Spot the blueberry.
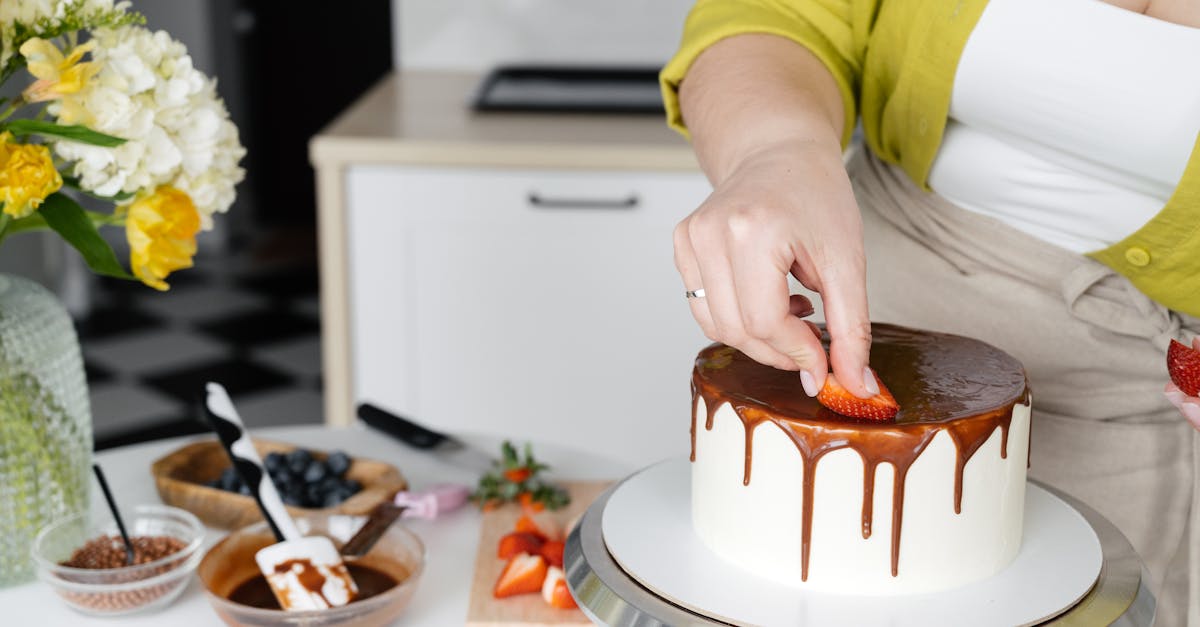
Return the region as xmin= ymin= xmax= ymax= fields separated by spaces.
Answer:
xmin=303 ymin=460 xmax=328 ymax=484
xmin=322 ymin=491 xmax=344 ymax=508
xmin=326 ymin=452 xmax=351 ymax=477
xmin=219 ymin=467 xmax=242 ymax=492
xmin=282 ymin=476 xmax=303 ymax=497
xmin=282 ymin=492 xmax=303 ymax=507
xmin=271 ymin=466 xmax=296 ymax=484
xmin=238 ymin=483 xmax=252 ymax=495
xmin=264 ymin=452 xmax=285 ymax=474
xmin=318 ymin=476 xmax=339 ymax=495
xmin=342 ymin=479 xmax=362 ymax=495
xmin=286 ymin=449 xmax=312 ymax=474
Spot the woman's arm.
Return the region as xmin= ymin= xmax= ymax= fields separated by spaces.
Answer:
xmin=673 ymin=33 xmax=876 ymax=398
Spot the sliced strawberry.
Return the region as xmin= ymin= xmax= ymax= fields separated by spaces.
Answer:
xmin=540 ymin=540 xmax=565 ymax=567
xmin=498 ymin=531 xmax=544 ymax=560
xmin=494 ymin=553 xmax=548 ymax=598
xmin=541 ymin=566 xmax=578 ymax=609
xmin=504 ymin=467 xmax=532 ymax=483
xmin=516 ymin=512 xmax=563 ymax=542
xmin=514 ymin=515 xmax=547 ymax=541
xmin=816 ymin=371 xmax=899 ymax=421
xmin=1168 ymin=339 xmax=1200 ymax=397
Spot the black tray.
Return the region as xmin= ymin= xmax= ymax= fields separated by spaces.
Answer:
xmin=472 ymin=66 xmax=664 ymax=115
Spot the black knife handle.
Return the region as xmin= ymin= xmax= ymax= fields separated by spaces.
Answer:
xmin=357 ymin=403 xmax=449 ymax=450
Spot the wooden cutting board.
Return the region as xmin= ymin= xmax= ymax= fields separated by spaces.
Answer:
xmin=466 ymin=481 xmax=612 ymax=627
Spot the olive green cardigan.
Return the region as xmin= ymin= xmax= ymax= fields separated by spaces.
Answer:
xmin=660 ymin=0 xmax=1200 ymax=317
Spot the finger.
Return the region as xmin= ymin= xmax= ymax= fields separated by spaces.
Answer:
xmin=729 ymin=245 xmax=828 ymax=390
xmin=674 ymin=220 xmax=717 ymax=340
xmin=817 ymin=253 xmax=874 ymax=398
xmin=740 ymin=337 xmax=808 ymax=371
xmin=690 ymin=224 xmax=801 ymax=371
xmin=1182 ymin=401 xmax=1200 ymax=431
xmin=682 ymin=218 xmax=799 ymax=370
xmin=1165 ymin=382 xmax=1186 ymax=410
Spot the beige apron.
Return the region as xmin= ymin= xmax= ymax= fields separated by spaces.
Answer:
xmin=849 ymin=149 xmax=1200 ymax=626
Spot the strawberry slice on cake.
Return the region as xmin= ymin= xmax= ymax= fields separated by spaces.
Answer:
xmin=816 ymin=370 xmax=900 ymax=421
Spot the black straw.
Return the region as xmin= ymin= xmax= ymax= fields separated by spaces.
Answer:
xmin=92 ymin=464 xmax=135 ymax=566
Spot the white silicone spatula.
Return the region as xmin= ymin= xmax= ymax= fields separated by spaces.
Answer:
xmin=204 ymin=382 xmax=359 ymax=610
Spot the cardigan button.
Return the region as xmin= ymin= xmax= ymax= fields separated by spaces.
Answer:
xmin=1124 ymin=247 xmax=1151 ymax=267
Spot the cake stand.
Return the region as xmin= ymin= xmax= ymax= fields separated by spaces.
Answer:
xmin=565 ymin=460 xmax=1157 ymax=627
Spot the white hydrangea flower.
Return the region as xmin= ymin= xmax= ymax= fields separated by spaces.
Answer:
xmin=0 ymin=0 xmax=124 ymax=68
xmin=50 ymin=24 xmax=245 ymax=228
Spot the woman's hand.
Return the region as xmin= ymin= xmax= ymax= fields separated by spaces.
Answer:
xmin=673 ymin=34 xmax=876 ymax=399
xmin=673 ymin=136 xmax=874 ymax=398
xmin=1165 ymin=337 xmax=1200 ymax=431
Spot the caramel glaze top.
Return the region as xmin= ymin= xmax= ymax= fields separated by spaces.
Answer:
xmin=690 ymin=323 xmax=1031 ymax=581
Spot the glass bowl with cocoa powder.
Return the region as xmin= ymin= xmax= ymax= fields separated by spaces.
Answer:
xmin=31 ymin=504 xmax=205 ymax=616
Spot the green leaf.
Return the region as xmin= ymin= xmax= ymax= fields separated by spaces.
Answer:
xmin=5 ymin=213 xmax=49 ymax=235
xmin=5 ymin=119 xmax=126 ymax=147
xmin=38 ymin=193 xmax=133 ymax=280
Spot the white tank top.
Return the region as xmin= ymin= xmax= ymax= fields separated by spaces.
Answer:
xmin=927 ymin=0 xmax=1200 ymax=254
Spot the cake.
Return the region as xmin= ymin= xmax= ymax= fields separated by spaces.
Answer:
xmin=690 ymin=323 xmax=1031 ymax=595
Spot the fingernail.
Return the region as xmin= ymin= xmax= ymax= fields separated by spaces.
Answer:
xmin=862 ymin=367 xmax=880 ymax=395
xmin=800 ymin=370 xmax=818 ymax=397
xmin=1183 ymin=403 xmax=1200 ymax=429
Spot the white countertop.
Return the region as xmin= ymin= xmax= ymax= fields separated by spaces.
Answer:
xmin=1 ymin=424 xmax=632 ymax=626
xmin=309 ymin=71 xmax=700 ymax=171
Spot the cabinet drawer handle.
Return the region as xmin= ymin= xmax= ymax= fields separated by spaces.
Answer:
xmin=527 ymin=192 xmax=639 ymax=210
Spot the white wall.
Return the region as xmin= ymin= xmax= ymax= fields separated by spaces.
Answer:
xmin=393 ymin=0 xmax=695 ymax=71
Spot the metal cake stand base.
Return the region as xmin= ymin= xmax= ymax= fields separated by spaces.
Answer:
xmin=564 ymin=476 xmax=1156 ymax=626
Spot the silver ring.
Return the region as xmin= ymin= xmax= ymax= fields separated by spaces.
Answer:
xmin=685 ymin=288 xmax=706 ymax=299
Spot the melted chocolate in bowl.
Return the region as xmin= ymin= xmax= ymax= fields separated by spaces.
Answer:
xmin=690 ymin=323 xmax=1031 ymax=580
xmin=227 ymin=563 xmax=399 ymax=610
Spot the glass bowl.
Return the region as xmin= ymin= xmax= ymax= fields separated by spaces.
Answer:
xmin=31 ymin=504 xmax=205 ymax=616
xmin=198 ymin=514 xmax=425 ymax=627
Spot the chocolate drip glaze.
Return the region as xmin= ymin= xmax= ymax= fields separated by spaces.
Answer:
xmin=690 ymin=324 xmax=1030 ymax=581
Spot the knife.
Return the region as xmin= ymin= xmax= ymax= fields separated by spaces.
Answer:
xmin=357 ymin=403 xmax=497 ymax=473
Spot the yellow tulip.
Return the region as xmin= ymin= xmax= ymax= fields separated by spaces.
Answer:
xmin=0 ymin=132 xmax=63 ymax=218
xmin=19 ymin=38 xmax=98 ymax=103
xmin=125 ymin=186 xmax=200 ymax=291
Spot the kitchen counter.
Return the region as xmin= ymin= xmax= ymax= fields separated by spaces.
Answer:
xmin=310 ymin=71 xmax=699 ymax=171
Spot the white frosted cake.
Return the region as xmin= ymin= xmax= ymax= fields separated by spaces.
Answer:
xmin=690 ymin=324 xmax=1031 ymax=595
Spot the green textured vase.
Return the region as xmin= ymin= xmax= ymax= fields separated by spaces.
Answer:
xmin=0 ymin=274 xmax=91 ymax=586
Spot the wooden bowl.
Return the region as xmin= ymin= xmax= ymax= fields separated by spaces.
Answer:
xmin=151 ymin=438 xmax=407 ymax=529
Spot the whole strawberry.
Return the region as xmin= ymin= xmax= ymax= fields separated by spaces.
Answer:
xmin=1168 ymin=339 xmax=1200 ymax=397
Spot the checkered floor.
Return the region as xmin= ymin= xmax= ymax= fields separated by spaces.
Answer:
xmin=78 ymin=253 xmax=325 ymax=450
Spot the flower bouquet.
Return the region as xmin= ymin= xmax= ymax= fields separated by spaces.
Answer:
xmin=0 ymin=0 xmax=244 ymax=584
xmin=0 ymin=0 xmax=244 ymax=288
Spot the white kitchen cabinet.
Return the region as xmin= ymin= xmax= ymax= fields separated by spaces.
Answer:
xmin=345 ymin=166 xmax=711 ymax=466
xmin=312 ymin=72 xmax=714 ymax=467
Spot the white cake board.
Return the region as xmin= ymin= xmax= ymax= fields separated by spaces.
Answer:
xmin=602 ymin=458 xmax=1103 ymax=627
